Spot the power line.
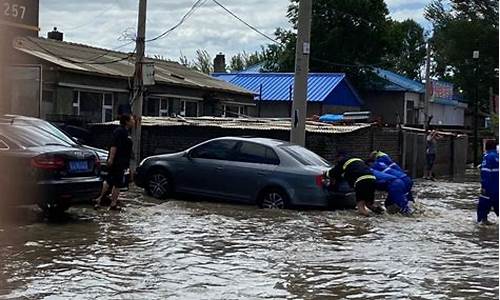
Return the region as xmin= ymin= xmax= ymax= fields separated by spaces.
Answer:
xmin=146 ymin=0 xmax=208 ymax=42
xmin=211 ymin=0 xmax=281 ymax=45
xmin=210 ymin=0 xmax=377 ymax=69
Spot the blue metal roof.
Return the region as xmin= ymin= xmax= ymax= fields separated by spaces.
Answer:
xmin=212 ymin=72 xmax=362 ymax=106
xmin=372 ymin=68 xmax=425 ymax=93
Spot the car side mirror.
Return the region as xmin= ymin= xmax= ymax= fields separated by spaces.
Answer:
xmin=185 ymin=151 xmax=193 ymax=160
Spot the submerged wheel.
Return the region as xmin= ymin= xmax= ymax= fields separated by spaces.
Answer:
xmin=146 ymin=171 xmax=172 ymax=199
xmin=38 ymin=202 xmax=69 ymax=218
xmin=258 ymin=188 xmax=290 ymax=209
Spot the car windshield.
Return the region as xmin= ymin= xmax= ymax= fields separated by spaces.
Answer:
xmin=0 ymin=125 xmax=74 ymax=148
xmin=281 ymin=145 xmax=331 ymax=167
xmin=15 ymin=119 xmax=78 ymax=146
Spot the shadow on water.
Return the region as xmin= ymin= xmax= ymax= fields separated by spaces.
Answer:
xmin=0 ymin=179 xmax=498 ymax=299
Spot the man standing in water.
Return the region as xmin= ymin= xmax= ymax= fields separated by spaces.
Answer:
xmin=327 ymin=152 xmax=384 ymax=216
xmin=477 ymin=140 xmax=499 ymax=225
xmin=94 ymin=114 xmax=135 ymax=210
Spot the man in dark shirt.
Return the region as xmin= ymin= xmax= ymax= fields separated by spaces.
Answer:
xmin=327 ymin=151 xmax=383 ymax=216
xmin=95 ymin=114 xmax=134 ymax=210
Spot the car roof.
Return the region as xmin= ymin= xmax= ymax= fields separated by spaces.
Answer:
xmin=0 ymin=114 xmax=41 ymax=124
xmin=212 ymin=136 xmax=290 ymax=147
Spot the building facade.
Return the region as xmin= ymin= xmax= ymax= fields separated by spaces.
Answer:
xmin=5 ymin=33 xmax=254 ymax=123
xmin=213 ymin=72 xmax=363 ymax=118
xmin=362 ymin=68 xmax=468 ymax=126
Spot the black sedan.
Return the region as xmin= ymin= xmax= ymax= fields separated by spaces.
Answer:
xmin=0 ymin=121 xmax=102 ymax=215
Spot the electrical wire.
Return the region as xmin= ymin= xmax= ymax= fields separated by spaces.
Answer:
xmin=146 ymin=0 xmax=208 ymax=43
xmin=210 ymin=0 xmax=377 ymax=69
xmin=211 ymin=0 xmax=281 ymax=45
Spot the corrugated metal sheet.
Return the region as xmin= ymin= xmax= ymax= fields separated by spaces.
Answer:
xmin=14 ymin=37 xmax=252 ymax=96
xmin=101 ymin=116 xmax=371 ymax=134
xmin=373 ymin=68 xmax=425 ymax=93
xmin=213 ymin=73 xmax=362 ymax=106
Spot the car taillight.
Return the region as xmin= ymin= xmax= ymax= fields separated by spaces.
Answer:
xmin=315 ymin=174 xmax=331 ymax=188
xmin=31 ymin=155 xmax=65 ymax=170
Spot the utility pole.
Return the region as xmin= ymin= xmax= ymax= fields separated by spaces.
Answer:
xmin=473 ymin=50 xmax=480 ymax=166
xmin=131 ymin=0 xmax=147 ymax=169
xmin=423 ymin=42 xmax=431 ymax=131
xmin=290 ymin=0 xmax=312 ymax=146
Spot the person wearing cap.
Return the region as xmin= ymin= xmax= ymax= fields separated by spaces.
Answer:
xmin=369 ymin=150 xmax=405 ymax=173
xmin=477 ymin=140 xmax=499 ymax=225
xmin=327 ymin=152 xmax=383 ymax=216
xmin=370 ymin=169 xmax=413 ymax=215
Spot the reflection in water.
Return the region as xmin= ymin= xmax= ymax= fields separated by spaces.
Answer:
xmin=0 ymin=179 xmax=498 ymax=299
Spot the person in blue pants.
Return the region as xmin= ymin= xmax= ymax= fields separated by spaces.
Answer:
xmin=477 ymin=140 xmax=499 ymax=225
xmin=371 ymin=169 xmax=413 ymax=215
xmin=369 ymin=159 xmax=414 ymax=202
xmin=369 ymin=151 xmax=414 ymax=201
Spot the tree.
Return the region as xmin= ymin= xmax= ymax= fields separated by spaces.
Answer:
xmin=193 ymin=49 xmax=213 ymax=74
xmin=383 ymin=19 xmax=426 ymax=80
xmin=425 ymin=0 xmax=499 ymax=111
xmin=261 ymin=0 xmax=393 ymax=87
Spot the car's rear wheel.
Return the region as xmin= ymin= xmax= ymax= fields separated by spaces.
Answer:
xmin=146 ymin=171 xmax=172 ymax=199
xmin=38 ymin=202 xmax=69 ymax=218
xmin=258 ymin=188 xmax=290 ymax=209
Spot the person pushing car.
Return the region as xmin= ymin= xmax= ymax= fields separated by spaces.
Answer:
xmin=326 ymin=151 xmax=383 ymax=216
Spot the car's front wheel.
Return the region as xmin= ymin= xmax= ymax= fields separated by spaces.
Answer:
xmin=258 ymin=188 xmax=290 ymax=209
xmin=146 ymin=171 xmax=172 ymax=199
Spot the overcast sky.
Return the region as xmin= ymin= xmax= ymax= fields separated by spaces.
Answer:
xmin=39 ymin=0 xmax=431 ymax=61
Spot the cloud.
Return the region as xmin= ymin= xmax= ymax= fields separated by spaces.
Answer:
xmin=39 ymin=0 xmax=431 ymax=61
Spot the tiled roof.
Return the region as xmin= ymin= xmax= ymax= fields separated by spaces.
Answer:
xmin=100 ymin=116 xmax=371 ymax=134
xmin=13 ymin=36 xmax=252 ymax=96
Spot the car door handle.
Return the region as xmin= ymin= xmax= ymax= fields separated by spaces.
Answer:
xmin=216 ymin=166 xmax=224 ymax=172
xmin=257 ymin=172 xmax=269 ymax=176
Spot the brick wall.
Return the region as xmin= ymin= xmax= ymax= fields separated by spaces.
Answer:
xmin=88 ymin=124 xmax=401 ymax=164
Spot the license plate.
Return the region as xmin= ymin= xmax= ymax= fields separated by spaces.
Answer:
xmin=69 ymin=160 xmax=89 ymax=173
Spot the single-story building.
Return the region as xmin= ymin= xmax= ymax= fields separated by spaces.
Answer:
xmin=212 ymin=72 xmax=363 ymax=118
xmin=361 ymin=68 xmax=468 ymax=126
xmin=5 ymin=31 xmax=254 ymax=123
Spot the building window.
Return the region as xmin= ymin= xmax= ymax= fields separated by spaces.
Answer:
xmin=72 ymin=90 xmax=113 ymax=123
xmin=72 ymin=91 xmax=80 ymax=116
xmin=181 ymin=100 xmax=199 ymax=117
xmin=160 ymin=99 xmax=169 ymax=116
xmin=103 ymin=94 xmax=114 ymax=122
xmin=223 ymin=104 xmax=244 ymax=118
xmin=145 ymin=97 xmax=170 ymax=117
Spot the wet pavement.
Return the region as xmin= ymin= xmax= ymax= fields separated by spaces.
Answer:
xmin=0 ymin=177 xmax=498 ymax=299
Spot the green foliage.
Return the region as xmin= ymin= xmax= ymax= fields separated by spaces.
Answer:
xmin=256 ymin=0 xmax=426 ymax=87
xmin=425 ymin=0 xmax=499 ymax=110
xmin=383 ymin=19 xmax=426 ymax=80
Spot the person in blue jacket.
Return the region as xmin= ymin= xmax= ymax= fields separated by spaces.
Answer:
xmin=368 ymin=159 xmax=414 ymax=202
xmin=477 ymin=140 xmax=499 ymax=225
xmin=369 ymin=151 xmax=405 ymax=173
xmin=371 ymin=168 xmax=413 ymax=215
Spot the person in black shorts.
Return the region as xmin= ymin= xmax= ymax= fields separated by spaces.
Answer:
xmin=327 ymin=151 xmax=383 ymax=216
xmin=94 ymin=114 xmax=134 ymax=210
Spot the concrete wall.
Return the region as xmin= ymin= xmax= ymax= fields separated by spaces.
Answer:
xmin=361 ymin=91 xmax=406 ymax=125
xmin=427 ymin=102 xmax=466 ymax=126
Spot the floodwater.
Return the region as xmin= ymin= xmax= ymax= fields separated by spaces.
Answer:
xmin=0 ymin=178 xmax=498 ymax=299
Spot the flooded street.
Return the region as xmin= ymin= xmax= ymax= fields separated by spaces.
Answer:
xmin=0 ymin=178 xmax=498 ymax=299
